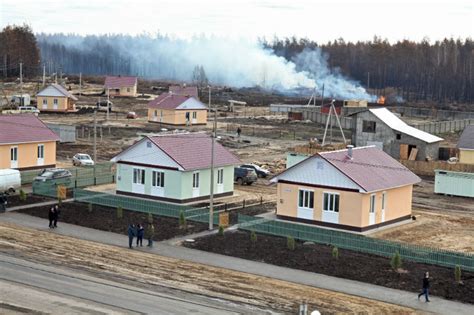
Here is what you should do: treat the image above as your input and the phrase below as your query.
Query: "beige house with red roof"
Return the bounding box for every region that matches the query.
[271,146,421,232]
[37,84,77,112]
[110,133,240,203]
[147,92,207,126]
[169,85,199,99]
[0,115,59,170]
[104,76,138,97]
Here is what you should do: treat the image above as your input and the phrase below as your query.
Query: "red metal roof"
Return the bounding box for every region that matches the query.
[104,76,137,89]
[0,114,60,144]
[149,133,240,170]
[148,93,192,109]
[319,146,421,192]
[169,85,199,98]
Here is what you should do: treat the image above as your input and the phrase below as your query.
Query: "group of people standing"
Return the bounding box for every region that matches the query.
[48,205,60,228]
[127,223,154,249]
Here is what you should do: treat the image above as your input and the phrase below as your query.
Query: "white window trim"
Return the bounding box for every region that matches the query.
[382,191,386,211]
[192,111,197,119]
[322,191,340,213]
[42,99,47,105]
[10,146,18,161]
[192,172,200,188]
[53,98,58,105]
[298,189,314,209]
[369,194,376,213]
[37,144,45,159]
[133,168,145,185]
[217,168,224,184]
[152,170,165,188]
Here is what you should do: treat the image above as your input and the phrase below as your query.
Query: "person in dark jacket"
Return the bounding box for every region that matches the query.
[136,224,144,247]
[0,193,7,213]
[127,224,136,249]
[418,271,431,302]
[53,204,60,228]
[48,207,55,228]
[144,223,155,247]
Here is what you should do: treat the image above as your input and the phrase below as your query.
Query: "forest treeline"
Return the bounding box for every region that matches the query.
[264,37,473,103]
[1,24,472,103]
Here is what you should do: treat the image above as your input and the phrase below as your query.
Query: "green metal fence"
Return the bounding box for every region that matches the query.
[238,214,474,271]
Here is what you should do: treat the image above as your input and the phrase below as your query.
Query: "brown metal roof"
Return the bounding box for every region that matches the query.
[104,76,137,89]
[0,114,60,144]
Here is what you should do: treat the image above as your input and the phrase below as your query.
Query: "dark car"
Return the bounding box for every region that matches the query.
[240,164,270,178]
[34,168,72,187]
[234,167,258,185]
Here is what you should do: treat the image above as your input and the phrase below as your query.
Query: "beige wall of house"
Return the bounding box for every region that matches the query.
[276,182,413,229]
[459,149,474,164]
[107,85,137,97]
[0,141,56,169]
[37,96,75,112]
[147,108,207,125]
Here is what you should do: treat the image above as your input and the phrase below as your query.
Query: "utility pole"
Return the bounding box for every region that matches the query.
[93,110,97,163]
[208,85,215,230]
[79,72,82,96]
[42,64,46,86]
[106,86,110,120]
[320,83,325,106]
[19,62,23,94]
[367,72,370,90]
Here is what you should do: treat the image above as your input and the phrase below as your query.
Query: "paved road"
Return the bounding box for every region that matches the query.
[2,211,474,315]
[0,253,246,315]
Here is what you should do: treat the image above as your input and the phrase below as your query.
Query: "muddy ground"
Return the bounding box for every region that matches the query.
[185,230,474,304]
[0,222,416,314]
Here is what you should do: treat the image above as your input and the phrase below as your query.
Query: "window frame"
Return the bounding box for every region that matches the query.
[192,111,197,119]
[362,120,376,133]
[42,99,47,105]
[133,168,145,185]
[217,168,224,184]
[323,192,340,213]
[298,189,314,209]
[37,144,44,159]
[369,194,376,213]
[53,98,58,105]
[382,192,386,211]
[10,146,18,162]
[192,172,200,188]
[152,170,165,188]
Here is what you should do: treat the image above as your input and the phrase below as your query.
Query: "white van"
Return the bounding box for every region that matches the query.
[18,106,40,115]
[0,169,21,194]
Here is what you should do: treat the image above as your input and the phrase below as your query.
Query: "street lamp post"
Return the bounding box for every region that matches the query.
[208,85,215,230]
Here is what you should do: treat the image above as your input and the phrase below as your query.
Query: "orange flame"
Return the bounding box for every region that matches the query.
[377,96,385,105]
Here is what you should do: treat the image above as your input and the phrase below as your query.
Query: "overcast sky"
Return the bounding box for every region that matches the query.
[1,0,472,42]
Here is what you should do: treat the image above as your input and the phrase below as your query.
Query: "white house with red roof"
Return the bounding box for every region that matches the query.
[147,92,207,126]
[104,76,138,97]
[271,145,421,232]
[110,133,240,203]
[0,114,59,170]
[36,84,78,112]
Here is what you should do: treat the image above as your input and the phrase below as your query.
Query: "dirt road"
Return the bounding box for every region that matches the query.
[0,222,416,314]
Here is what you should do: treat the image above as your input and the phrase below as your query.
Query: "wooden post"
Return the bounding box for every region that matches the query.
[243,199,246,209]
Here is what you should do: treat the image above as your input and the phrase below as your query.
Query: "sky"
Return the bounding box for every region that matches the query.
[1,0,473,42]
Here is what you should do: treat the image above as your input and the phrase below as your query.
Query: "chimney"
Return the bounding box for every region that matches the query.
[347,145,354,159]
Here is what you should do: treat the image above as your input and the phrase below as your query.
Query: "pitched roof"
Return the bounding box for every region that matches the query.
[104,76,137,89]
[148,93,207,110]
[0,114,60,144]
[273,146,420,193]
[369,108,443,143]
[148,133,240,170]
[457,125,474,149]
[169,85,199,98]
[37,84,78,100]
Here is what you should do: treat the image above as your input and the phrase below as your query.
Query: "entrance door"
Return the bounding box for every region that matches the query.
[10,146,18,168]
[132,168,145,194]
[53,99,58,110]
[192,111,197,124]
[369,194,376,225]
[37,144,44,166]
[192,172,200,197]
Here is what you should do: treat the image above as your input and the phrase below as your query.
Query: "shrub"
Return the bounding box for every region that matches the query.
[147,212,153,224]
[19,189,27,201]
[117,206,123,219]
[179,211,187,229]
[88,203,93,213]
[332,246,339,259]
[218,225,224,236]
[250,230,257,243]
[287,236,295,251]
[455,265,462,283]
[58,198,62,205]
[390,251,402,270]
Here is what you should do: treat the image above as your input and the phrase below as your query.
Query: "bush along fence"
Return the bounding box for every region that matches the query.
[237,214,474,271]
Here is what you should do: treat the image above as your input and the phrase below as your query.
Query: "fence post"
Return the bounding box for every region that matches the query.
[243,199,246,209]
[260,196,263,205]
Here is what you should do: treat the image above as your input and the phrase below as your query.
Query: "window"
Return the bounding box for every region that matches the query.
[192,172,200,188]
[396,133,401,140]
[382,192,386,210]
[323,192,339,212]
[133,168,145,184]
[160,110,163,117]
[217,169,224,184]
[192,111,197,119]
[37,144,44,159]
[146,141,152,148]
[370,194,376,213]
[42,99,47,105]
[362,120,376,133]
[152,171,165,187]
[127,87,130,92]
[154,110,157,117]
[10,147,18,161]
[53,99,58,105]
[298,189,314,209]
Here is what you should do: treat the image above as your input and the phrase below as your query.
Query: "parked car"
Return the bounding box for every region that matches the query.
[18,106,40,114]
[0,169,21,194]
[240,163,270,178]
[72,153,95,166]
[34,169,72,185]
[234,167,258,185]
[126,111,138,119]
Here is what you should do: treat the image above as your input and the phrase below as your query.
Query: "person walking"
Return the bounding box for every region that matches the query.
[237,127,242,138]
[136,224,144,247]
[127,224,135,249]
[48,207,55,228]
[0,193,7,213]
[145,222,155,247]
[418,271,431,302]
[53,204,60,228]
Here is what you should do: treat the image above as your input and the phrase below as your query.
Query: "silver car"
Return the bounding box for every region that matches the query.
[72,153,95,166]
